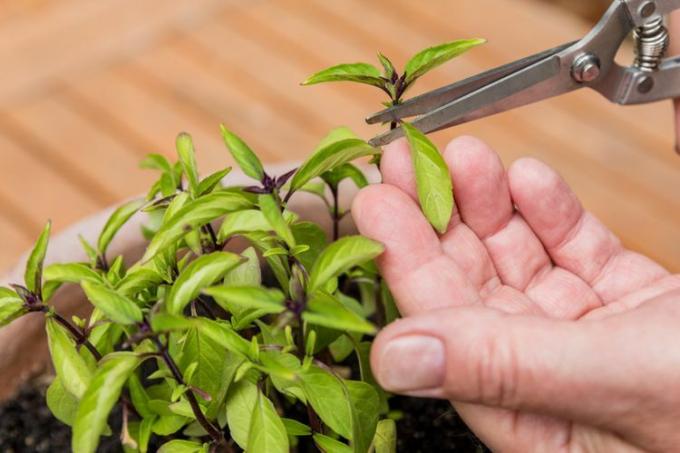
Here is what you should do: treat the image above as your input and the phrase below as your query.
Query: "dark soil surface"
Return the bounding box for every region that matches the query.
[0,380,489,452]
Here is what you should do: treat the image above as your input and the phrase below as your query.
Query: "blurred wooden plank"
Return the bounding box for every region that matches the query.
[0,131,100,233]
[0,214,31,274]
[0,0,227,104]
[5,96,154,203]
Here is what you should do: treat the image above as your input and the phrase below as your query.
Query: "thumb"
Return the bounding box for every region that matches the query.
[370,305,652,425]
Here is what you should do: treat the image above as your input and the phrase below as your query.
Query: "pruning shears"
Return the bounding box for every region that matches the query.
[367,0,680,147]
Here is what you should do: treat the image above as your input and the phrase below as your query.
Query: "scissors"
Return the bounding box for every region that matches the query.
[367,0,680,147]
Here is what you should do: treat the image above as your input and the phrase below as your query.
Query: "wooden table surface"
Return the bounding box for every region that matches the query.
[0,0,678,273]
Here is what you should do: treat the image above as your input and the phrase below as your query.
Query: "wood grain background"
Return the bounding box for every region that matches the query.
[0,0,678,273]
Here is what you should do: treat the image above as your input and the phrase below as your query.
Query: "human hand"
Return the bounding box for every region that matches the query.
[352,137,680,452]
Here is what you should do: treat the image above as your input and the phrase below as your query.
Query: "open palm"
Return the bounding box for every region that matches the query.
[352,137,680,452]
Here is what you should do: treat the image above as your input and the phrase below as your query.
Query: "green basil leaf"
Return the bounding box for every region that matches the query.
[282,418,312,437]
[196,318,253,359]
[347,381,380,453]
[78,235,99,267]
[218,209,269,242]
[178,328,242,418]
[300,366,352,439]
[225,378,258,449]
[289,136,378,194]
[25,221,51,295]
[158,439,205,453]
[116,268,165,297]
[377,52,396,79]
[72,352,141,453]
[404,38,486,84]
[248,390,289,453]
[0,289,26,327]
[144,191,253,261]
[321,163,368,190]
[204,286,285,314]
[81,281,143,325]
[220,125,265,181]
[302,63,384,88]
[46,376,79,426]
[259,194,296,248]
[313,433,353,453]
[373,419,397,453]
[176,133,200,197]
[223,247,261,287]
[153,413,190,435]
[97,199,144,256]
[166,251,243,314]
[43,263,102,285]
[46,318,93,398]
[140,153,172,173]
[308,236,383,293]
[127,372,154,418]
[402,123,454,233]
[304,292,376,335]
[291,222,328,271]
[197,168,231,195]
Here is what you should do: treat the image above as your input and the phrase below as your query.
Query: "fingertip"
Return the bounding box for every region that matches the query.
[381,138,417,200]
[507,158,583,247]
[443,135,512,238]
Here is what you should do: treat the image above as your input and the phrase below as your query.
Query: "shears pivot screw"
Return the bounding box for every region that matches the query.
[571,53,601,83]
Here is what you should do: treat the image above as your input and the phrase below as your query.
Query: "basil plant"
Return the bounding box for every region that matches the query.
[0,38,483,453]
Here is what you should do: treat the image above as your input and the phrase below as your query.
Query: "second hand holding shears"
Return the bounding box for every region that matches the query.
[367,0,680,148]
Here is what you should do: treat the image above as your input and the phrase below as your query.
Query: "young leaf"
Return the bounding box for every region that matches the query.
[0,288,26,327]
[321,163,369,190]
[176,133,200,196]
[373,419,397,453]
[259,194,296,248]
[43,263,102,285]
[289,137,378,194]
[404,38,486,85]
[313,433,353,453]
[220,125,265,181]
[97,199,144,256]
[24,221,51,296]
[46,318,93,398]
[143,191,253,261]
[377,52,396,79]
[166,251,244,314]
[204,286,285,314]
[72,352,141,453]
[196,318,253,358]
[304,292,377,335]
[157,439,206,453]
[247,390,289,453]
[402,123,454,233]
[302,63,384,88]
[225,378,258,449]
[197,167,231,196]
[46,376,79,426]
[81,280,143,325]
[308,235,383,293]
[140,153,172,173]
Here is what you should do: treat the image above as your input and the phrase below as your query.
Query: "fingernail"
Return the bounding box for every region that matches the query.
[377,335,445,392]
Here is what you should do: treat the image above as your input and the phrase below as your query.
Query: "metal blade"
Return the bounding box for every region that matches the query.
[366,41,577,125]
[369,48,579,147]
